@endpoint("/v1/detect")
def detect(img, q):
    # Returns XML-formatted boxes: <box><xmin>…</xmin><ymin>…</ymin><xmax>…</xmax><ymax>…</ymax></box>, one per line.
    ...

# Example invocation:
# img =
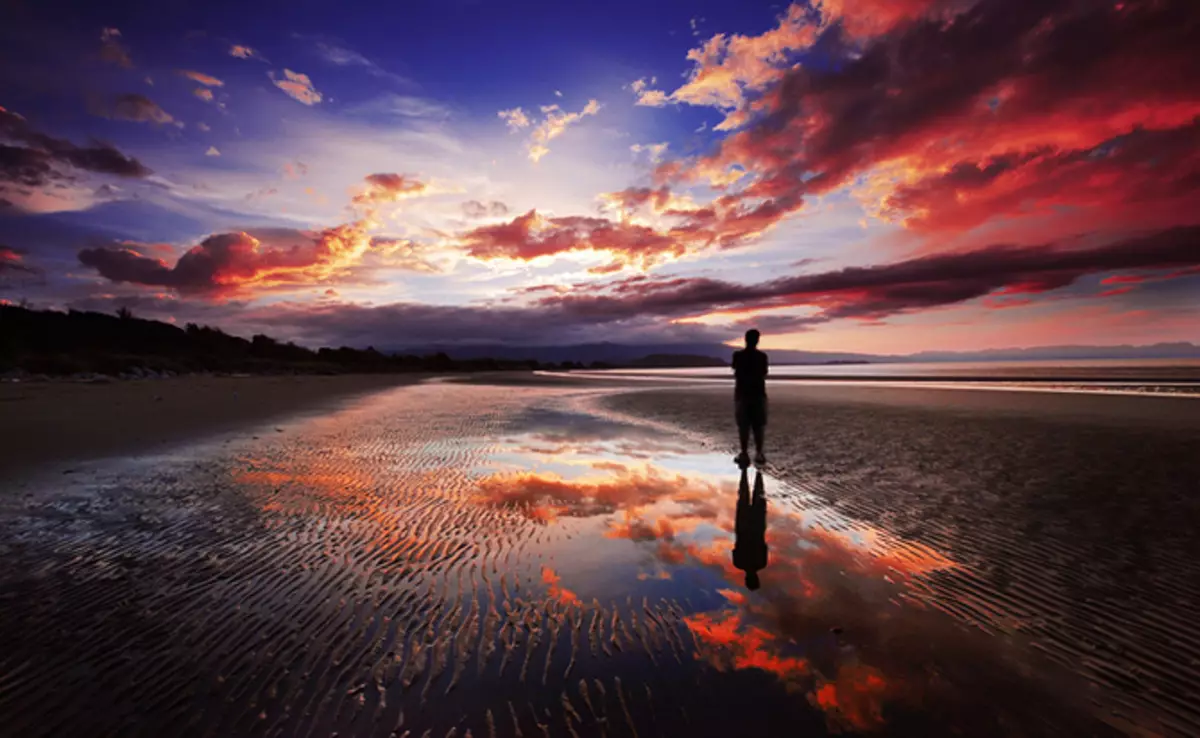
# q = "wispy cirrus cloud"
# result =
<box><xmin>309</xmin><ymin>39</ymin><xmax>414</xmax><ymax>86</ymax></box>
<box><xmin>345</xmin><ymin>93</ymin><xmax>450</xmax><ymax>120</ymax></box>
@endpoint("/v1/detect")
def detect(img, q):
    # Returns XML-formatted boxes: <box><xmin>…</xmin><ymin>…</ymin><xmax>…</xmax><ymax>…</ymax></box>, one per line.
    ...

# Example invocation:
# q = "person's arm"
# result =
<box><xmin>731</xmin><ymin>351</ymin><xmax>739</xmax><ymax>373</ymax></box>
<box><xmin>762</xmin><ymin>353</ymin><xmax>769</xmax><ymax>377</ymax></box>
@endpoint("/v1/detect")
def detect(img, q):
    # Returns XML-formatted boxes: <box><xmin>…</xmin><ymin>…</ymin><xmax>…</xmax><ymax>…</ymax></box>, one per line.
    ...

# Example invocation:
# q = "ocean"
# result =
<box><xmin>588</xmin><ymin>358</ymin><xmax>1200</xmax><ymax>383</ymax></box>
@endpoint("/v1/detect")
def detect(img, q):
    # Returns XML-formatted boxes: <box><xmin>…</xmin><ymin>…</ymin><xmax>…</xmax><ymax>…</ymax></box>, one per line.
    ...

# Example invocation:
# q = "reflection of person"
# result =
<box><xmin>733</xmin><ymin>469</ymin><xmax>768</xmax><ymax>591</ymax></box>
<box><xmin>732</xmin><ymin>328</ymin><xmax>768</xmax><ymax>468</ymax></box>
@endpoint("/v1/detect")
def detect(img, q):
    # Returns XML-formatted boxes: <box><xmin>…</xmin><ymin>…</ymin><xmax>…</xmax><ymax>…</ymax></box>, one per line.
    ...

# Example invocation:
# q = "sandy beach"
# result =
<box><xmin>0</xmin><ymin>374</ymin><xmax>427</xmax><ymax>477</ymax></box>
<box><xmin>1</xmin><ymin>375</ymin><xmax>1196</xmax><ymax>736</ymax></box>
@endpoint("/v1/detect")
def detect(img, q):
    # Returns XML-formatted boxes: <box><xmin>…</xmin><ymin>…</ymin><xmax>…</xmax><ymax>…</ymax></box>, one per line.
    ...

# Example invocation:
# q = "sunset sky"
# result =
<box><xmin>1</xmin><ymin>0</ymin><xmax>1197</xmax><ymax>353</ymax></box>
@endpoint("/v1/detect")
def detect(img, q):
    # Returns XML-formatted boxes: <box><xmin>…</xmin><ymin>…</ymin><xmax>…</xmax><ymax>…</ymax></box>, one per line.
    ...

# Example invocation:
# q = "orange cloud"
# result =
<box><xmin>194</xmin><ymin>88</ymin><xmax>214</xmax><ymax>103</ymax></box>
<box><xmin>541</xmin><ymin>566</ymin><xmax>580</xmax><ymax>605</ymax></box>
<box><xmin>474</xmin><ymin>467</ymin><xmax>719</xmax><ymax>520</ymax></box>
<box><xmin>497</xmin><ymin>107</ymin><xmax>530</xmax><ymax>130</ymax></box>
<box><xmin>643</xmin><ymin>4</ymin><xmax>820</xmax><ymax>130</ymax></box>
<box><xmin>500</xmin><ymin>99</ymin><xmax>601</xmax><ymax>162</ymax></box>
<box><xmin>271</xmin><ymin>69</ymin><xmax>322</xmax><ymax>105</ymax></box>
<box><xmin>229</xmin><ymin>44</ymin><xmax>264</xmax><ymax>61</ymax></box>
<box><xmin>636</xmin><ymin>19</ymin><xmax>809</xmax><ymax>124</ymax></box>
<box><xmin>77</xmin><ymin>220</ymin><xmax>390</xmax><ymax>296</ymax></box>
<box><xmin>628</xmin><ymin>77</ymin><xmax>670</xmax><ymax>107</ymax></box>
<box><xmin>352</xmin><ymin>173</ymin><xmax>429</xmax><ymax>206</ymax></box>
<box><xmin>180</xmin><ymin>70</ymin><xmax>224</xmax><ymax>87</ymax></box>
<box><xmin>529</xmin><ymin>100</ymin><xmax>600</xmax><ymax>162</ymax></box>
<box><xmin>605</xmin><ymin>514</ymin><xmax>678</xmax><ymax>542</ymax></box>
<box><xmin>684</xmin><ymin>610</ymin><xmax>810</xmax><ymax>681</ymax></box>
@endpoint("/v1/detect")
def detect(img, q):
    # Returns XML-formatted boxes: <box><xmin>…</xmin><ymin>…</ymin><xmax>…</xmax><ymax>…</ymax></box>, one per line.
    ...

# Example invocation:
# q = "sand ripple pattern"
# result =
<box><xmin>0</xmin><ymin>385</ymin><xmax>791</xmax><ymax>737</ymax></box>
<box><xmin>0</xmin><ymin>382</ymin><xmax>1156</xmax><ymax>737</ymax></box>
<box><xmin>603</xmin><ymin>386</ymin><xmax>1200</xmax><ymax>737</ymax></box>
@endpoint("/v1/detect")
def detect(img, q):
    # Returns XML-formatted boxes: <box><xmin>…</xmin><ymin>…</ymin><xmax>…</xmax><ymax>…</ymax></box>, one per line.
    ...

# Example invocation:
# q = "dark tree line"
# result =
<box><xmin>0</xmin><ymin>305</ymin><xmax>550</xmax><ymax>376</ymax></box>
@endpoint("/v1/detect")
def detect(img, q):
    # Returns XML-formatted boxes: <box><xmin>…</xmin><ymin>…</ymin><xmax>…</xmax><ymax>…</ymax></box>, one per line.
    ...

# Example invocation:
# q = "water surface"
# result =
<box><xmin>0</xmin><ymin>383</ymin><xmax>1153</xmax><ymax>736</ymax></box>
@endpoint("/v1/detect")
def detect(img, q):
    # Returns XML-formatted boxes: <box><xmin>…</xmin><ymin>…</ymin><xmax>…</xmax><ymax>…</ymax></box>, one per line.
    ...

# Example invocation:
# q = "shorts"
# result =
<box><xmin>735</xmin><ymin>397</ymin><xmax>768</xmax><ymax>429</ymax></box>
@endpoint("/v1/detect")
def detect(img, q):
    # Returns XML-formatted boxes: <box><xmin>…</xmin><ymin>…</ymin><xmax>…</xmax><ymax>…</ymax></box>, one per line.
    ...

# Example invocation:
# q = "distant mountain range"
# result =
<box><xmin>391</xmin><ymin>341</ymin><xmax>1200</xmax><ymax>365</ymax></box>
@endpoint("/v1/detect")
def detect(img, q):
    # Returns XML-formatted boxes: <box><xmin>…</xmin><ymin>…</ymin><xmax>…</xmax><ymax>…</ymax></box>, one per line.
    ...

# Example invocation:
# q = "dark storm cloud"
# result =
<box><xmin>533</xmin><ymin>226</ymin><xmax>1200</xmax><ymax>323</ymax></box>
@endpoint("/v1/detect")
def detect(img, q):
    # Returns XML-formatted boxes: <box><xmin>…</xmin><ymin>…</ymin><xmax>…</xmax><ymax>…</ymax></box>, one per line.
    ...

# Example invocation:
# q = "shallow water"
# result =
<box><xmin>0</xmin><ymin>383</ymin><xmax>1150</xmax><ymax>736</ymax></box>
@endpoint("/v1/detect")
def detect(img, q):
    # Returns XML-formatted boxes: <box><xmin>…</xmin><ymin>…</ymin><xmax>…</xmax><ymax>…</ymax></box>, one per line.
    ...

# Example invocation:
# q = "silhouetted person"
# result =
<box><xmin>733</xmin><ymin>469</ymin><xmax>768</xmax><ymax>590</ymax></box>
<box><xmin>732</xmin><ymin>328</ymin><xmax>768</xmax><ymax>467</ymax></box>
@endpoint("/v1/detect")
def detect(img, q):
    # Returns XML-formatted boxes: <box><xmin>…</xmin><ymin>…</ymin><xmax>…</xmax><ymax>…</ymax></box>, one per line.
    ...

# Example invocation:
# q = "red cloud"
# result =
<box><xmin>1099</xmin><ymin>274</ymin><xmax>1146</xmax><ymax>286</ymax></box>
<box><xmin>459</xmin><ymin>209</ymin><xmax>684</xmax><ymax>266</ymax></box>
<box><xmin>811</xmin><ymin>664</ymin><xmax>890</xmax><ymax>732</ymax></box>
<box><xmin>820</xmin><ymin>0</ymin><xmax>962</xmax><ymax>39</ymax></box>
<box><xmin>879</xmin><ymin>122</ymin><xmax>1200</xmax><ymax>234</ymax></box>
<box><xmin>458</xmin><ymin>190</ymin><xmax>803</xmax><ymax>266</ymax></box>
<box><xmin>0</xmin><ymin>245</ymin><xmax>38</xmax><ymax>275</ymax></box>
<box><xmin>662</xmin><ymin>0</ymin><xmax>1200</xmax><ymax>247</ymax></box>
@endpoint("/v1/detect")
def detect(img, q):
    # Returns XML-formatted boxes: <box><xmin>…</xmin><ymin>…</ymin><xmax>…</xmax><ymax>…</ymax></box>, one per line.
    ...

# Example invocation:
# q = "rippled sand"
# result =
<box><xmin>2</xmin><ymin>380</ymin><xmax>1190</xmax><ymax>736</ymax></box>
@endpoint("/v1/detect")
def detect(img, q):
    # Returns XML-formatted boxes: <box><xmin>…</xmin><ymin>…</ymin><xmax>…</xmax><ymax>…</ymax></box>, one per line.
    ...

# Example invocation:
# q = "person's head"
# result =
<box><xmin>745</xmin><ymin>571</ymin><xmax>761</xmax><ymax>591</ymax></box>
<box><xmin>744</xmin><ymin>329</ymin><xmax>761</xmax><ymax>348</ymax></box>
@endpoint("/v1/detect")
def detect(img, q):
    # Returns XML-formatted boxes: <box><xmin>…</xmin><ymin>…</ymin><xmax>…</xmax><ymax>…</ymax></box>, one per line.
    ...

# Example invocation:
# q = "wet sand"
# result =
<box><xmin>1</xmin><ymin>379</ymin><xmax>1196</xmax><ymax>736</ymax></box>
<box><xmin>0</xmin><ymin>374</ymin><xmax>427</xmax><ymax>478</ymax></box>
<box><xmin>606</xmin><ymin>383</ymin><xmax>1200</xmax><ymax>735</ymax></box>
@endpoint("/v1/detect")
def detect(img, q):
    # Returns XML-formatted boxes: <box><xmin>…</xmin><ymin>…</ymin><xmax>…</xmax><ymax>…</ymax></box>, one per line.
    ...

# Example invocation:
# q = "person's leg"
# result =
<box><xmin>752</xmin><ymin>398</ymin><xmax>766</xmax><ymax>462</ymax></box>
<box><xmin>735</xmin><ymin>401</ymin><xmax>751</xmax><ymax>465</ymax></box>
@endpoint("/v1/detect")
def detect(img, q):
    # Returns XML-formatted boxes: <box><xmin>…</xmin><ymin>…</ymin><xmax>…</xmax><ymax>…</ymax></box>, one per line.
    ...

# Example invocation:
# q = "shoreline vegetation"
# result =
<box><xmin>0</xmin><ymin>305</ymin><xmax>728</xmax><ymax>380</ymax></box>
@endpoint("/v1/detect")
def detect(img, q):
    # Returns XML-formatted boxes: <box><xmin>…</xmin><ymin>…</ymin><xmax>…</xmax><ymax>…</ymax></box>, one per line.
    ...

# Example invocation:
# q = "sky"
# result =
<box><xmin>0</xmin><ymin>0</ymin><xmax>1197</xmax><ymax>354</ymax></box>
